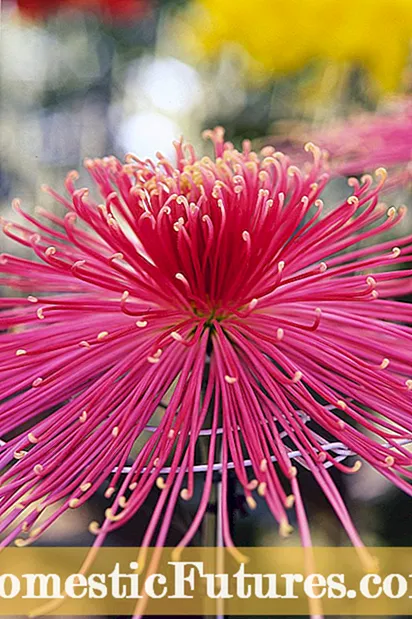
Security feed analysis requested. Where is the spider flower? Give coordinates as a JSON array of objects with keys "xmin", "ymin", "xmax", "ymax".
[
  {"xmin": 179, "ymin": 0, "xmax": 412, "ymax": 91},
  {"xmin": 1, "ymin": 130, "xmax": 412, "ymax": 562},
  {"xmin": 274, "ymin": 98, "xmax": 412, "ymax": 189}
]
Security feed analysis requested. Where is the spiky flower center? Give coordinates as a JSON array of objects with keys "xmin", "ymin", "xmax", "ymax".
[{"xmin": 79, "ymin": 129, "xmax": 336, "ymax": 338}]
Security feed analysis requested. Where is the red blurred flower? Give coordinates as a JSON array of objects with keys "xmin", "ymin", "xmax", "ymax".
[{"xmin": 16, "ymin": 0, "xmax": 151, "ymax": 21}]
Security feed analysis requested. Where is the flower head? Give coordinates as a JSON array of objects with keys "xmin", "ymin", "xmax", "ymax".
[
  {"xmin": 274, "ymin": 97, "xmax": 412, "ymax": 189},
  {"xmin": 178, "ymin": 0, "xmax": 412, "ymax": 91},
  {"xmin": 15, "ymin": 0, "xmax": 150, "ymax": 21},
  {"xmin": 1, "ymin": 129, "xmax": 412, "ymax": 563}
]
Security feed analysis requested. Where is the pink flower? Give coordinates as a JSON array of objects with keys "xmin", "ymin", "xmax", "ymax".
[
  {"xmin": 1, "ymin": 129, "xmax": 412, "ymax": 564},
  {"xmin": 276, "ymin": 98, "xmax": 412, "ymax": 190}
]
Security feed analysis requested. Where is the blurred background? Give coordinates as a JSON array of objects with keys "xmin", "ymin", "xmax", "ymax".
[{"xmin": 1, "ymin": 1, "xmax": 412, "ymax": 615}]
